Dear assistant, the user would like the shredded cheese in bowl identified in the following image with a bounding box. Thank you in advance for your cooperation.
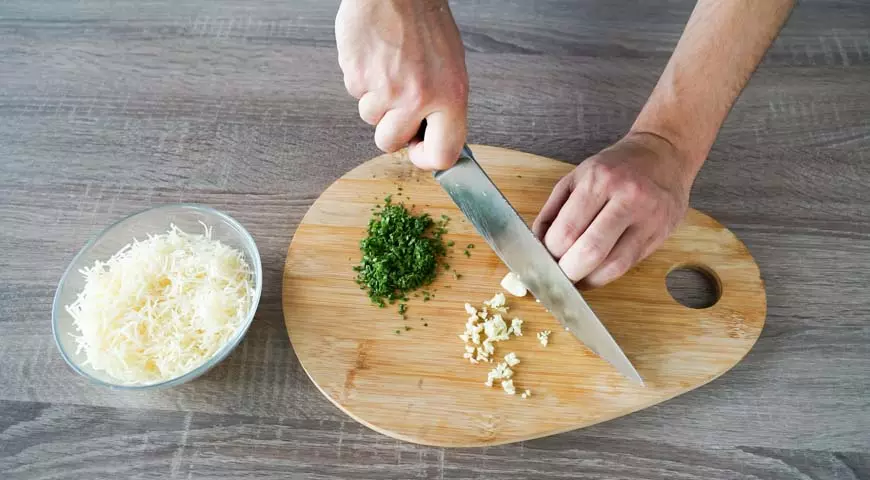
[55,206,260,388]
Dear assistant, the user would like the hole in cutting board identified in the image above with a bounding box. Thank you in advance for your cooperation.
[666,266,720,309]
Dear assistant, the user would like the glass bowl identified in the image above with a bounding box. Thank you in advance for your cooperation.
[52,203,263,390]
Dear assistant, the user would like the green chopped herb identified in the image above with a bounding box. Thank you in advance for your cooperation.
[353,196,448,309]
[467,244,475,249]
[398,303,407,315]
[443,263,450,270]
[464,250,471,257]
[404,326,412,331]
[395,329,401,334]
[447,240,455,247]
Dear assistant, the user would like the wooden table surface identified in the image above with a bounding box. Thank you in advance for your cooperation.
[1,1,868,478]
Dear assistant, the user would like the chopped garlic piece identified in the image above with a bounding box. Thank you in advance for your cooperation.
[500,272,528,297]
[484,292,506,309]
[521,389,532,399]
[460,293,530,393]
[537,330,552,347]
[489,362,513,381]
[509,317,523,336]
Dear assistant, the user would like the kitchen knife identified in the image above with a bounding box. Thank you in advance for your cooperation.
[434,144,644,385]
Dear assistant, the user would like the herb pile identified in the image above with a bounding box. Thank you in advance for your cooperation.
[354,195,448,309]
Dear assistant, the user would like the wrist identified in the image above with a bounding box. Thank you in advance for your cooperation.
[629,108,710,185]
[630,112,711,169]
[622,130,700,194]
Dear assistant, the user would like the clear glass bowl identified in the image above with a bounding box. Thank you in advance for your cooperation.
[52,203,263,390]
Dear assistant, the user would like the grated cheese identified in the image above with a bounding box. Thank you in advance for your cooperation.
[65,223,254,385]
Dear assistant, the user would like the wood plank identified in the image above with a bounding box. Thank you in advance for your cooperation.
[2,400,867,480]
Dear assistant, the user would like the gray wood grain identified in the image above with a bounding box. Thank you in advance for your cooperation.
[1,0,869,478]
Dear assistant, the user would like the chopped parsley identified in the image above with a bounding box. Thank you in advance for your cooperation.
[353,196,448,308]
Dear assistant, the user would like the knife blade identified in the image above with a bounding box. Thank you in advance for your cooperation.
[434,144,643,385]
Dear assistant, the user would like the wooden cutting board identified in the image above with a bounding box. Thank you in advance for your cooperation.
[282,145,766,447]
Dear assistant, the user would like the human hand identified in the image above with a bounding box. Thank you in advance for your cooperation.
[532,132,695,289]
[335,0,468,170]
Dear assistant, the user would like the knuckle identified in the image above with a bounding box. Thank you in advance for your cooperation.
[544,229,572,259]
[559,173,576,191]
[358,105,377,125]
[374,127,396,153]
[590,161,618,188]
[609,257,633,277]
[579,236,607,263]
[621,178,645,203]
[343,73,365,98]
[561,219,585,240]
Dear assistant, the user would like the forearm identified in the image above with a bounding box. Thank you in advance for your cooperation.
[631,0,794,182]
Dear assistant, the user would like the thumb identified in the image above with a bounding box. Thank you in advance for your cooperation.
[408,110,466,170]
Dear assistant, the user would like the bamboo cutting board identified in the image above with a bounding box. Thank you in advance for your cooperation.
[282,145,766,447]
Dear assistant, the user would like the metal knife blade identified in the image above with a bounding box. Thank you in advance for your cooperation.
[434,145,643,385]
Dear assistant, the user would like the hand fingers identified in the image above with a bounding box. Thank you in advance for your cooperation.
[532,175,574,240]
[358,90,390,126]
[578,226,651,290]
[408,110,466,170]
[343,72,366,99]
[374,109,425,153]
[543,180,608,259]
[557,199,633,283]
